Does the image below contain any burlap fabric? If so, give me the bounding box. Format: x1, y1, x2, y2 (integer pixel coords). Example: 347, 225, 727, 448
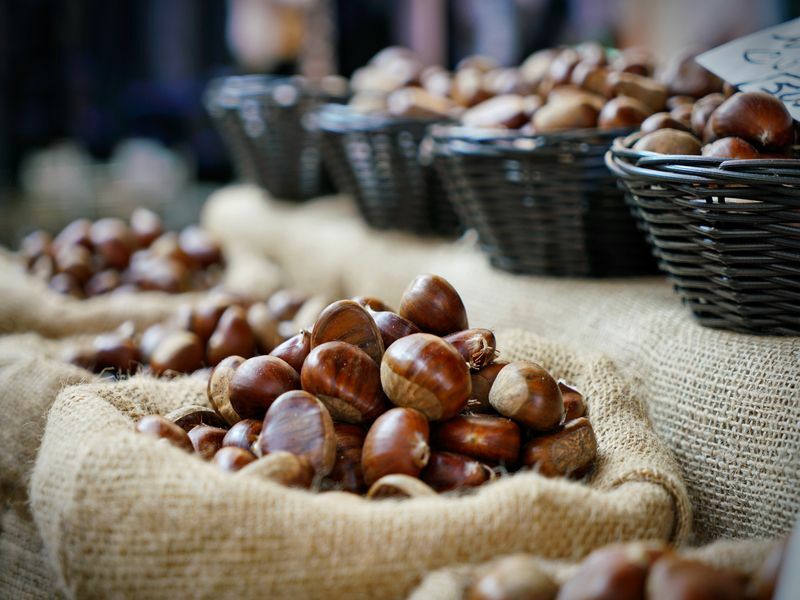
0, 243, 284, 337
409, 538, 778, 600
202, 187, 800, 543
30, 330, 689, 599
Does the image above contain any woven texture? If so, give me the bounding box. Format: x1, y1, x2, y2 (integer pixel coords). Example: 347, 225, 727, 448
317, 104, 460, 236
607, 144, 800, 334
0, 243, 283, 337
431, 126, 656, 277
30, 330, 688, 599
202, 188, 800, 543
409, 538, 778, 600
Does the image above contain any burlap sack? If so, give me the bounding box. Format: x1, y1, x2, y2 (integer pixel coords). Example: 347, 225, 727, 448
0, 242, 284, 337
409, 538, 778, 600
30, 330, 689, 599
202, 187, 800, 543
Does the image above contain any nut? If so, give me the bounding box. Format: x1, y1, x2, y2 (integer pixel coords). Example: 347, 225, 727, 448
489, 361, 563, 431
598, 96, 651, 130
387, 87, 454, 119
461, 94, 533, 129
532, 97, 599, 132
269, 330, 312, 373
470, 361, 510, 412
258, 390, 336, 476
212, 446, 256, 472
466, 554, 558, 600
632, 129, 702, 155
48, 273, 83, 298
646, 555, 747, 600
640, 112, 691, 134
370, 310, 421, 349
558, 381, 587, 421
421, 451, 494, 492
362, 407, 430, 486
366, 473, 437, 499
188, 425, 228, 460
399, 274, 468, 336
135, 415, 193, 452
521, 417, 597, 478
53, 218, 92, 253
267, 289, 308, 321
222, 418, 262, 450
443, 328, 497, 370
380, 333, 471, 421
606, 71, 667, 111
150, 330, 205, 376
311, 299, 384, 364
748, 538, 787, 600
92, 332, 141, 374
433, 415, 520, 465
301, 341, 386, 423
236, 451, 314, 488
352, 295, 393, 312
163, 404, 228, 431
690, 93, 725, 136
130, 207, 163, 247
327, 423, 367, 493
54, 244, 93, 284
208, 354, 300, 424
246, 302, 282, 353
177, 225, 221, 268
85, 270, 121, 296
89, 218, 134, 270
702, 137, 760, 159
206, 305, 256, 366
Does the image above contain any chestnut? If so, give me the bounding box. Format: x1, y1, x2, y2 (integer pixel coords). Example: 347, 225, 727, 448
84, 269, 121, 296
258, 390, 336, 476
690, 93, 725, 136
149, 231, 190, 266
748, 538, 787, 600
632, 129, 702, 155
467, 554, 558, 600
206, 305, 256, 366
443, 328, 497, 370
470, 361, 510, 412
370, 310, 421, 349
246, 302, 282, 354
237, 451, 314, 488
164, 405, 228, 431
300, 341, 386, 423
571, 63, 611, 97
188, 425, 228, 460
362, 407, 430, 486
20, 230, 52, 267
127, 254, 188, 293
222, 418, 262, 450
558, 381, 586, 421
212, 446, 256, 472
702, 137, 760, 160
150, 330, 205, 376
558, 542, 668, 600
208, 354, 300, 425
646, 556, 747, 600
130, 207, 163, 248
489, 361, 563, 431
189, 297, 231, 342
452, 68, 492, 108
399, 274, 468, 336
366, 474, 436, 499
433, 415, 520, 465
521, 417, 597, 478
29, 254, 55, 280
461, 94, 532, 129
606, 72, 667, 111
53, 218, 92, 253
139, 323, 174, 363
269, 330, 311, 373
327, 423, 367, 493
598, 96, 650, 130
352, 295, 393, 313
708, 92, 794, 151
54, 244, 93, 284
519, 48, 559, 89
670, 103, 694, 129
92, 331, 141, 374
310, 299, 384, 364
90, 218, 134, 270
639, 112, 690, 134
381, 333, 471, 421
532, 97, 599, 132
387, 87, 454, 119
135, 415, 193, 452
267, 289, 308, 321
177, 225, 221, 268
546, 86, 605, 111
49, 273, 84, 298
421, 451, 494, 492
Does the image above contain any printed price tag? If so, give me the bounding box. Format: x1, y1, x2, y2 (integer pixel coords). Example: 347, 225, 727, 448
696, 17, 800, 119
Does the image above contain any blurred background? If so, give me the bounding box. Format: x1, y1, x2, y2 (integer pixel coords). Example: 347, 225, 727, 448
0, 0, 795, 243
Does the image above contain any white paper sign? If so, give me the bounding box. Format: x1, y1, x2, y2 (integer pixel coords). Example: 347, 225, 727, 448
696, 17, 800, 120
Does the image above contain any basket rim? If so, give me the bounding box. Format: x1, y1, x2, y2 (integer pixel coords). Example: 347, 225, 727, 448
207, 75, 348, 109
315, 103, 452, 133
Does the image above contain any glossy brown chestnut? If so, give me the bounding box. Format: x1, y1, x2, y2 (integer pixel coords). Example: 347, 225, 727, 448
467, 554, 558, 600
598, 96, 651, 130
206, 305, 256, 366
54, 244, 93, 284
607, 72, 667, 111
269, 330, 312, 373
164, 405, 228, 431
150, 330, 205, 376
532, 98, 599, 132
387, 87, 454, 119
301, 341, 386, 423
221, 418, 262, 450
138, 323, 173, 363
267, 289, 308, 321
470, 361, 510, 412
327, 423, 367, 493
310, 299, 384, 364
209, 354, 300, 424
690, 93, 725, 136
130, 207, 163, 248
646, 556, 747, 600
433, 415, 520, 465
558, 542, 668, 600
707, 92, 794, 151
89, 218, 134, 270
399, 274, 468, 336
135, 415, 193, 452
370, 310, 421, 349
188, 425, 228, 460
461, 94, 532, 129
189, 297, 230, 342
91, 332, 141, 374
237, 451, 315, 488
48, 273, 83, 298
443, 328, 497, 370
212, 446, 256, 472
20, 230, 52, 266
177, 225, 221, 268
632, 129, 702, 155
640, 112, 691, 134
451, 68, 492, 108
489, 361, 563, 431
53, 218, 92, 252
352, 295, 393, 313
258, 390, 336, 476
366, 474, 437, 499
381, 333, 471, 421
246, 302, 282, 353
84, 269, 121, 296
558, 381, 587, 421
670, 103, 694, 129
702, 137, 760, 159
522, 417, 597, 478
362, 407, 430, 486
421, 451, 494, 492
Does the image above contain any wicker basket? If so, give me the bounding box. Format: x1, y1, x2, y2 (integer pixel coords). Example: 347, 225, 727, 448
607, 138, 800, 335
430, 125, 657, 277
316, 104, 461, 236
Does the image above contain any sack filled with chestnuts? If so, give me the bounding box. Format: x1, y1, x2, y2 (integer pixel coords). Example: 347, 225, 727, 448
30, 275, 689, 599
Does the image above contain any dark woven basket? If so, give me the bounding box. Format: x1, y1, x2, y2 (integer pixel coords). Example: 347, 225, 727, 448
607, 139, 800, 335
430, 125, 657, 277
315, 104, 461, 236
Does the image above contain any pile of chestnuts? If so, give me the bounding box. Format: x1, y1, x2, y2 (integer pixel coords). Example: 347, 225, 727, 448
135, 274, 597, 498
17, 208, 223, 298
463, 537, 786, 600
65, 287, 321, 378
630, 90, 796, 159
